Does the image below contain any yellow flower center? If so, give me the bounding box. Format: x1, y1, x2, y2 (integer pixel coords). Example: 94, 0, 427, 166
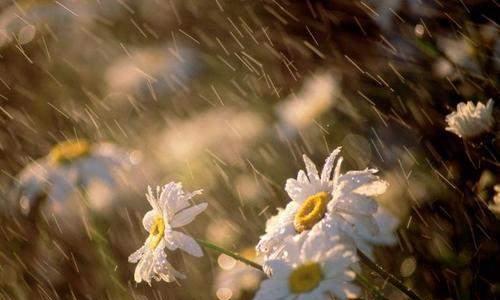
49, 139, 90, 165
288, 262, 323, 294
148, 216, 165, 250
293, 191, 329, 233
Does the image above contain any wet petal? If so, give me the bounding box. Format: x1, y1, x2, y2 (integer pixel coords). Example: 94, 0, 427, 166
171, 203, 208, 228
334, 194, 378, 215
166, 231, 203, 257
254, 278, 289, 300
142, 210, 157, 231
302, 154, 320, 182
128, 245, 146, 263
321, 147, 341, 181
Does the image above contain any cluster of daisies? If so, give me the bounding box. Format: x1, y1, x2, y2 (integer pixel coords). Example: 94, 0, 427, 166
15, 98, 495, 299
127, 147, 395, 299
125, 99, 495, 299
252, 148, 393, 299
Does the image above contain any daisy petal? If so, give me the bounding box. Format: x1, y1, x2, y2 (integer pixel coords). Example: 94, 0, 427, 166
159, 182, 183, 211
47, 167, 77, 203
297, 170, 309, 184
171, 203, 208, 228
265, 259, 292, 279
334, 194, 378, 215
344, 214, 380, 236
134, 249, 155, 283
254, 279, 290, 300
302, 154, 320, 182
142, 210, 157, 231
174, 190, 203, 213
128, 245, 146, 263
338, 169, 387, 196
167, 231, 204, 257
154, 250, 186, 282
146, 186, 160, 211
285, 178, 302, 202
78, 158, 117, 187
321, 147, 341, 181
332, 156, 343, 191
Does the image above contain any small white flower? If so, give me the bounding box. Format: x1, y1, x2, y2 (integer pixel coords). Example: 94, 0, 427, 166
257, 147, 390, 258
0, 1, 92, 48
17, 139, 130, 213
255, 234, 360, 300
159, 107, 265, 166
105, 45, 198, 104
128, 182, 207, 284
445, 99, 495, 139
488, 185, 500, 218
276, 72, 340, 136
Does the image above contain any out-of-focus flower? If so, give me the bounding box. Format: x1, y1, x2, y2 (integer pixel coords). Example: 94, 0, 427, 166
276, 72, 339, 136
255, 235, 360, 300
488, 185, 500, 218
214, 248, 264, 300
367, 0, 436, 31
257, 147, 390, 258
445, 99, 494, 139
159, 107, 265, 166
367, 0, 404, 31
433, 36, 482, 78
206, 218, 240, 248
0, 0, 91, 48
128, 182, 207, 284
235, 174, 263, 204
17, 139, 130, 214
105, 45, 199, 103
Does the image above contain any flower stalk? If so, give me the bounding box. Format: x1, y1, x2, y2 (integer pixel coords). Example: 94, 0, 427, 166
355, 272, 389, 300
196, 239, 263, 271
357, 250, 424, 300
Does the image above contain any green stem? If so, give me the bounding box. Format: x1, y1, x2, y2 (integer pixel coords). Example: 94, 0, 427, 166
79, 185, 127, 295
195, 239, 263, 271
356, 272, 389, 300
357, 250, 424, 300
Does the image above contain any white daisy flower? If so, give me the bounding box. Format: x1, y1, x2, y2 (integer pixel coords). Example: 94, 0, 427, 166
445, 99, 495, 139
257, 147, 389, 258
17, 139, 130, 214
128, 182, 208, 284
255, 234, 360, 300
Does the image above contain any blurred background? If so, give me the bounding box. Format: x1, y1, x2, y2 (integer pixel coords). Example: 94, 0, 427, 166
0, 0, 499, 299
